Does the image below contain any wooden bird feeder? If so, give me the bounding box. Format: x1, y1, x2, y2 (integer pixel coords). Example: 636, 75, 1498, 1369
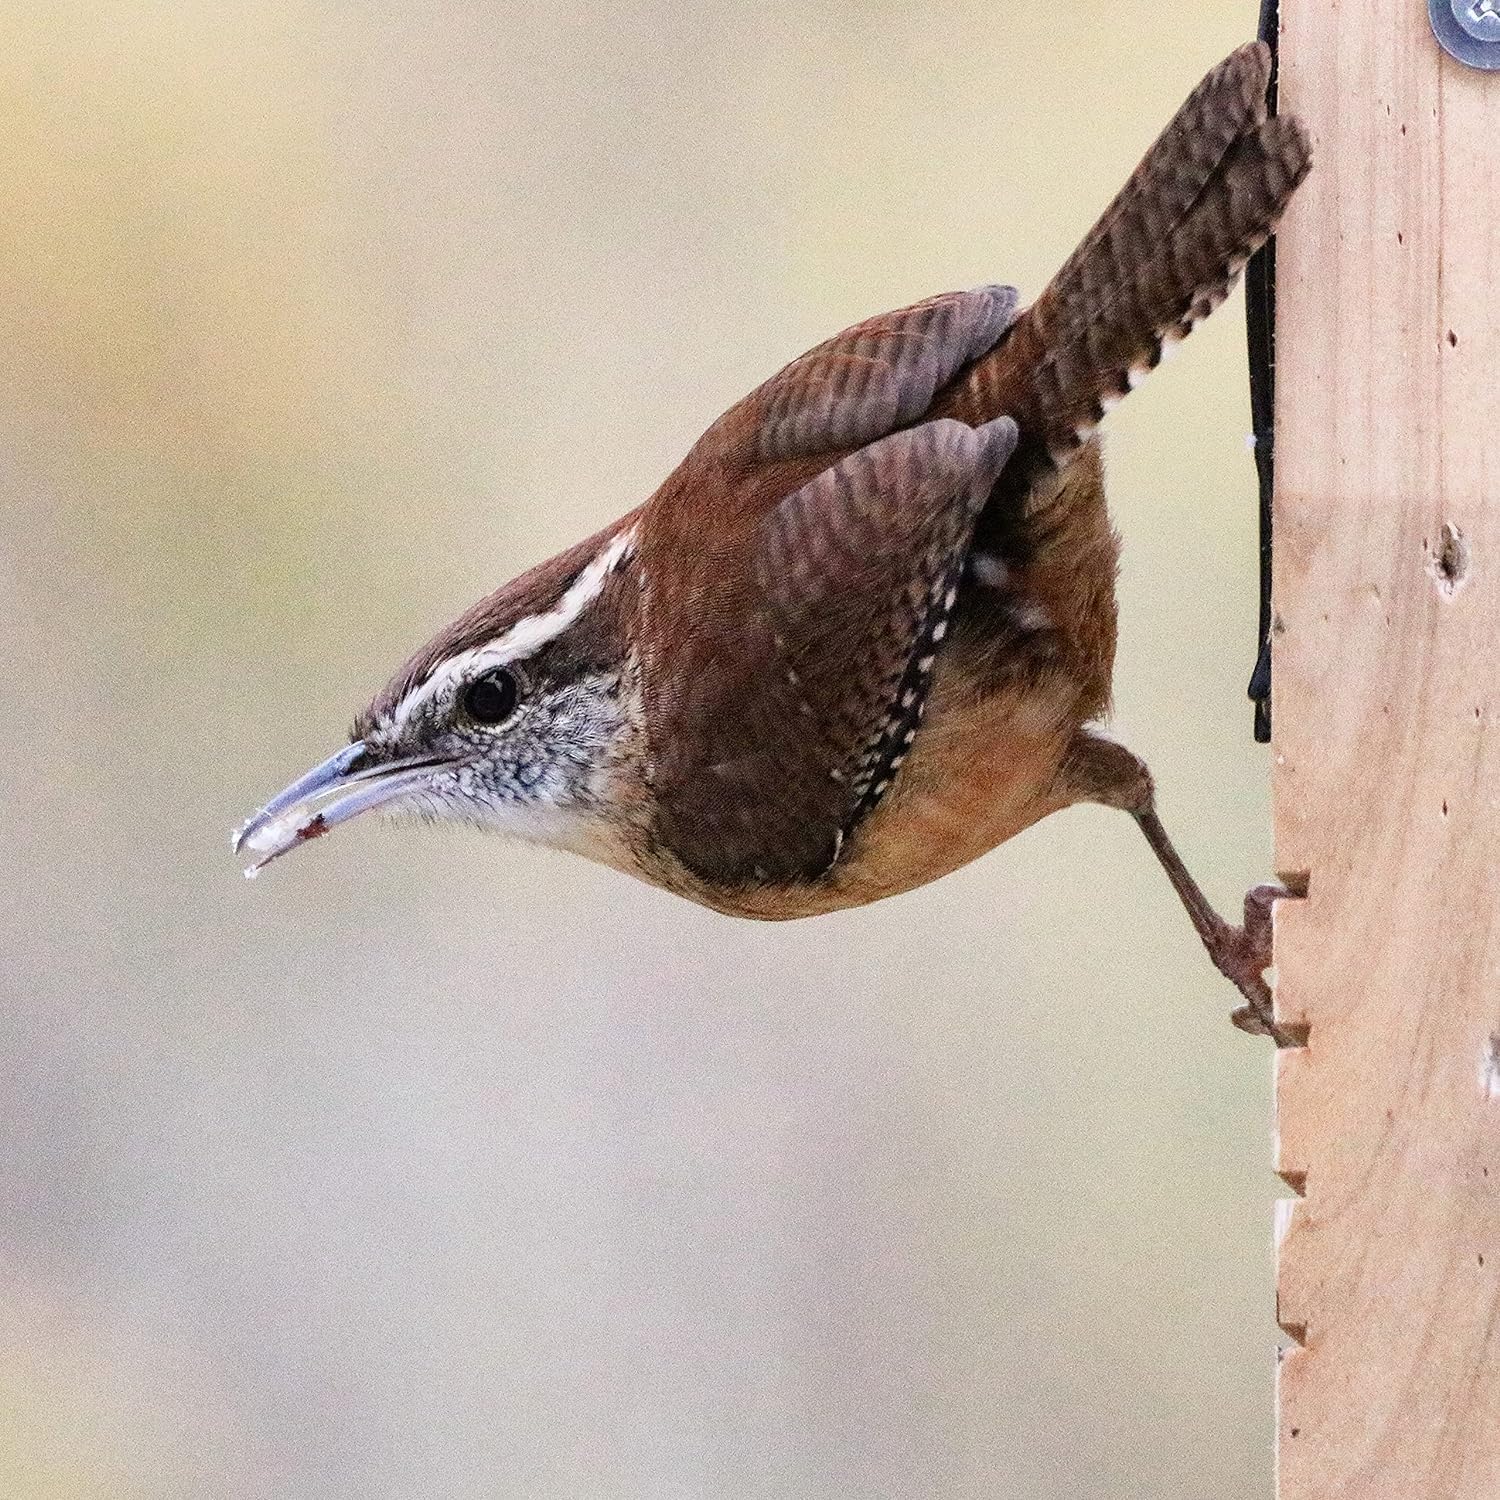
1271, 1, 1500, 1492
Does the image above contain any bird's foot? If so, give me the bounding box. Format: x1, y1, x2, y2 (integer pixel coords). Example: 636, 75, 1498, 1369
1127, 806, 1307, 1049
1211, 883, 1301, 1049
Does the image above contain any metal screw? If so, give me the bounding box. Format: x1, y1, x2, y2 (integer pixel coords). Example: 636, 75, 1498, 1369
1458, 0, 1500, 40
1432, 0, 1500, 67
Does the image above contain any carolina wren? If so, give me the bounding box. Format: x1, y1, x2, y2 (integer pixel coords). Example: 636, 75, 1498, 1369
235, 44, 1310, 1043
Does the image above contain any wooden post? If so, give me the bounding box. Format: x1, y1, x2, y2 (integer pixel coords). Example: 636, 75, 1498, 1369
1273, 3, 1500, 1495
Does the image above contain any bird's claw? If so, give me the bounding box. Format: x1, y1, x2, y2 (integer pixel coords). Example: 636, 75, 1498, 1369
1213, 883, 1302, 1049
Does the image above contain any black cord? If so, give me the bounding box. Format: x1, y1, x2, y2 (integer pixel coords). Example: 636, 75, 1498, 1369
1246, 0, 1280, 743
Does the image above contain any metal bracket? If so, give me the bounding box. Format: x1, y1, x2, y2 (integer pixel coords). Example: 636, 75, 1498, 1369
1431, 0, 1500, 68
1246, 0, 1281, 743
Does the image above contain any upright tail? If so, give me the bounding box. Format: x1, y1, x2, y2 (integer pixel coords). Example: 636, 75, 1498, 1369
945, 41, 1311, 469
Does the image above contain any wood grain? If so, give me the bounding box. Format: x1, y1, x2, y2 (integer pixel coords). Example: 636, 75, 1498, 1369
1273, 3, 1500, 1495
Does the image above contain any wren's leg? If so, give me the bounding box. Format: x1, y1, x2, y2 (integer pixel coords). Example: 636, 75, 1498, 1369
1061, 728, 1298, 1048
1131, 809, 1297, 1048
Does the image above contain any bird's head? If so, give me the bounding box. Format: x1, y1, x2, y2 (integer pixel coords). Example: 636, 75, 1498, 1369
233, 519, 646, 877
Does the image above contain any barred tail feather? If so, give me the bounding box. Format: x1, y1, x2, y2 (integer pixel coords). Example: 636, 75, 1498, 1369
946, 41, 1311, 469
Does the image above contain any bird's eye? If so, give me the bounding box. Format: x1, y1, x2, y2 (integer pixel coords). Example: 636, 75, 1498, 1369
461, 668, 519, 727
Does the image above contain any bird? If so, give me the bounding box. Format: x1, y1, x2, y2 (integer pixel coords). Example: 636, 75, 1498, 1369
234, 42, 1311, 1046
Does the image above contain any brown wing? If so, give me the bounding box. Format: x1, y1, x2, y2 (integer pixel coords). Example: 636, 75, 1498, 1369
647, 416, 1018, 887
699, 285, 1019, 464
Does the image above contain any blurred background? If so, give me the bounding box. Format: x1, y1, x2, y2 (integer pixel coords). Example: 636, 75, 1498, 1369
0, 4, 1286, 1496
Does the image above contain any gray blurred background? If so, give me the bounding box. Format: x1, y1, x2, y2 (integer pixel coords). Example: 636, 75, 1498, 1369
0, 4, 1284, 1497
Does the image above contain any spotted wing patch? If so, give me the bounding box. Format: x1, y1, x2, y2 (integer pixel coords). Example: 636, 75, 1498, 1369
844, 555, 966, 829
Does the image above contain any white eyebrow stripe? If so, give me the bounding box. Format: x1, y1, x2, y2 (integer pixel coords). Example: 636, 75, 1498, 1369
392, 522, 638, 728
487, 523, 638, 664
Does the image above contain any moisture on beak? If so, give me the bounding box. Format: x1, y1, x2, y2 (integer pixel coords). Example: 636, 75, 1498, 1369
231, 741, 441, 878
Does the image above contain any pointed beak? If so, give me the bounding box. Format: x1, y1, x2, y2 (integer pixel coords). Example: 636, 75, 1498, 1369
231, 741, 442, 878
